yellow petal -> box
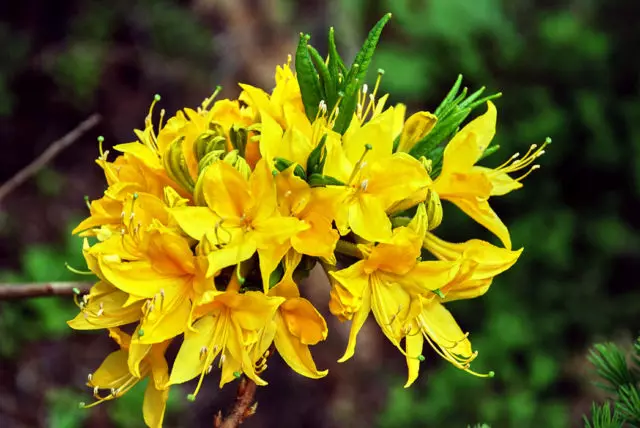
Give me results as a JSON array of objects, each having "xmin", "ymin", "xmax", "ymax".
[
  {"xmin": 397, "ymin": 111, "xmax": 438, "ymax": 153},
  {"xmin": 98, "ymin": 259, "xmax": 179, "ymax": 297},
  {"xmin": 90, "ymin": 349, "xmax": 132, "ymax": 389},
  {"xmin": 203, "ymin": 161, "xmax": 251, "ymax": 220},
  {"xmin": 206, "ymin": 238, "xmax": 256, "ymax": 277},
  {"xmin": 67, "ymin": 285, "xmax": 142, "ymax": 330},
  {"xmin": 404, "ymin": 327, "xmax": 424, "ymax": 388},
  {"xmin": 366, "ymin": 152, "xmax": 431, "ymax": 209},
  {"xmin": 474, "ymin": 166, "xmax": 523, "ymax": 196},
  {"xmin": 249, "ymin": 159, "xmax": 278, "ymax": 221},
  {"xmin": 224, "ymin": 291, "xmax": 284, "ymax": 332},
  {"xmin": 279, "ymin": 297, "xmax": 328, "ymax": 345},
  {"xmin": 440, "ymin": 101, "xmax": 496, "ymax": 174},
  {"xmin": 343, "ymin": 107, "xmax": 395, "ymax": 164},
  {"xmin": 127, "ymin": 340, "xmax": 151, "ymax": 378},
  {"xmin": 421, "ymin": 300, "xmax": 472, "ymax": 359},
  {"xmin": 257, "ymin": 242, "xmax": 290, "ymax": 293},
  {"xmin": 143, "ymin": 381, "xmax": 169, "ymax": 428},
  {"xmin": 446, "ymin": 196, "xmax": 512, "ymax": 250},
  {"xmin": 224, "ymin": 322, "xmax": 267, "ymax": 387},
  {"xmin": 443, "ymin": 278, "xmax": 493, "ymax": 302},
  {"xmin": 329, "ymin": 262, "xmax": 369, "ymax": 300},
  {"xmin": 424, "ymin": 233, "xmax": 522, "ymax": 279},
  {"xmin": 291, "ymin": 211, "xmax": 339, "ymax": 259},
  {"xmin": 137, "ymin": 286, "xmax": 191, "ymax": 344},
  {"xmin": 349, "ymin": 194, "xmax": 392, "ymax": 242},
  {"xmin": 364, "ymin": 227, "xmax": 422, "ymax": 275},
  {"xmin": 274, "ymin": 311, "xmax": 328, "ymax": 379},
  {"xmin": 169, "ymin": 315, "xmax": 214, "ymax": 385},
  {"xmin": 170, "ymin": 206, "xmax": 220, "ymax": 241},
  {"xmin": 338, "ymin": 286, "xmax": 372, "ymax": 363}
]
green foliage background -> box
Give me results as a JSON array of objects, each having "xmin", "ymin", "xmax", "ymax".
[{"xmin": 0, "ymin": 0, "xmax": 638, "ymax": 427}]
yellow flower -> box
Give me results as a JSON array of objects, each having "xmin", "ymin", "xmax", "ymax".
[
  {"xmin": 68, "ymin": 280, "xmax": 143, "ymax": 330},
  {"xmin": 269, "ymin": 251, "xmax": 328, "ymax": 378},
  {"xmin": 323, "ymin": 107, "xmax": 431, "ymax": 242},
  {"xmin": 83, "ymin": 328, "xmax": 170, "ymax": 428},
  {"xmin": 329, "ymin": 226, "xmax": 461, "ymax": 366},
  {"xmin": 433, "ymin": 101, "xmax": 546, "ymax": 249},
  {"xmin": 423, "ymin": 232, "xmax": 523, "ymax": 301},
  {"xmin": 168, "ymin": 280, "xmax": 284, "ymax": 394},
  {"xmin": 239, "ymin": 58, "xmax": 309, "ymax": 133},
  {"xmin": 96, "ymin": 228, "xmax": 212, "ymax": 344},
  {"xmin": 275, "ymin": 167, "xmax": 339, "ymax": 261},
  {"xmin": 170, "ymin": 160, "xmax": 307, "ymax": 292}
]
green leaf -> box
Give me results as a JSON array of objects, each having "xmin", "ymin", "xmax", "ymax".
[
  {"xmin": 334, "ymin": 13, "xmax": 392, "ymax": 133},
  {"xmin": 616, "ymin": 384, "xmax": 640, "ymax": 425},
  {"xmin": 583, "ymin": 402, "xmax": 623, "ymax": 428},
  {"xmin": 328, "ymin": 27, "xmax": 347, "ymax": 81},
  {"xmin": 434, "ymin": 74, "xmax": 463, "ymax": 117},
  {"xmin": 269, "ymin": 263, "xmax": 284, "ymax": 289},
  {"xmin": 295, "ymin": 33, "xmax": 323, "ymax": 121},
  {"xmin": 409, "ymin": 107, "xmax": 471, "ymax": 158},
  {"xmin": 307, "ymin": 134, "xmax": 328, "ymax": 175},
  {"xmin": 307, "ymin": 45, "xmax": 334, "ymax": 105},
  {"xmin": 273, "ymin": 157, "xmax": 307, "ymax": 179},
  {"xmin": 308, "ymin": 174, "xmax": 345, "ymax": 187},
  {"xmin": 588, "ymin": 342, "xmax": 636, "ymax": 393}
]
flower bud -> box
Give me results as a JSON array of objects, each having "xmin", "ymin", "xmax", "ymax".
[{"xmin": 163, "ymin": 136, "xmax": 195, "ymax": 193}]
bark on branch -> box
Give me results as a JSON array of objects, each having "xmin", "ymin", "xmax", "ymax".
[
  {"xmin": 215, "ymin": 377, "xmax": 258, "ymax": 428},
  {"xmin": 0, "ymin": 282, "xmax": 92, "ymax": 300}
]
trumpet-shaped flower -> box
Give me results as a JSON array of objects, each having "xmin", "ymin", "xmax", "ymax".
[
  {"xmin": 323, "ymin": 108, "xmax": 431, "ymax": 242},
  {"xmin": 269, "ymin": 251, "xmax": 328, "ymax": 378},
  {"xmin": 96, "ymin": 227, "xmax": 212, "ymax": 344},
  {"xmin": 170, "ymin": 160, "xmax": 307, "ymax": 291},
  {"xmin": 169, "ymin": 283, "xmax": 284, "ymax": 393},
  {"xmin": 83, "ymin": 328, "xmax": 171, "ymax": 428},
  {"xmin": 433, "ymin": 102, "xmax": 546, "ymax": 249}
]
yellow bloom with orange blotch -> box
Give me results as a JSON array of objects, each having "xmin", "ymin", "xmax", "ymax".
[
  {"xmin": 269, "ymin": 250, "xmax": 328, "ymax": 379},
  {"xmin": 168, "ymin": 281, "xmax": 284, "ymax": 394},
  {"xmin": 95, "ymin": 227, "xmax": 212, "ymax": 344}
]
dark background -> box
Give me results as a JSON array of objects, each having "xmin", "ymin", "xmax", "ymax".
[{"xmin": 1, "ymin": 0, "xmax": 639, "ymax": 427}]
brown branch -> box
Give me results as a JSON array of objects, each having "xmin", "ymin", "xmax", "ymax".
[
  {"xmin": 0, "ymin": 114, "xmax": 101, "ymax": 204},
  {"xmin": 0, "ymin": 282, "xmax": 92, "ymax": 300},
  {"xmin": 215, "ymin": 377, "xmax": 258, "ymax": 428}
]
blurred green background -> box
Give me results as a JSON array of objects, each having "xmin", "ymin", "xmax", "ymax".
[{"xmin": 0, "ymin": 0, "xmax": 638, "ymax": 427}]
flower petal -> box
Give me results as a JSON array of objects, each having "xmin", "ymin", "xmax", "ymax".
[
  {"xmin": 404, "ymin": 328, "xmax": 424, "ymax": 388},
  {"xmin": 169, "ymin": 315, "xmax": 215, "ymax": 385},
  {"xmin": 143, "ymin": 381, "xmax": 169, "ymax": 428},
  {"xmin": 169, "ymin": 206, "xmax": 220, "ymax": 241},
  {"xmin": 337, "ymin": 286, "xmax": 371, "ymax": 363},
  {"xmin": 349, "ymin": 194, "xmax": 392, "ymax": 243},
  {"xmin": 274, "ymin": 311, "xmax": 328, "ymax": 379}
]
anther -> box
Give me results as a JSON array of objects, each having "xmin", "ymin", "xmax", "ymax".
[
  {"xmin": 110, "ymin": 388, "xmax": 118, "ymax": 397},
  {"xmin": 199, "ymin": 346, "xmax": 208, "ymax": 360},
  {"xmin": 87, "ymin": 373, "xmax": 93, "ymax": 382},
  {"xmin": 362, "ymin": 83, "xmax": 368, "ymax": 94},
  {"xmin": 93, "ymin": 386, "xmax": 99, "ymax": 397},
  {"xmin": 96, "ymin": 302, "xmax": 104, "ymax": 317},
  {"xmin": 360, "ymin": 179, "xmax": 369, "ymax": 191},
  {"xmin": 207, "ymin": 365, "xmax": 213, "ymax": 374}
]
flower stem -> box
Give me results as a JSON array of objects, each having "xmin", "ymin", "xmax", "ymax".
[{"xmin": 334, "ymin": 240, "xmax": 363, "ymax": 258}]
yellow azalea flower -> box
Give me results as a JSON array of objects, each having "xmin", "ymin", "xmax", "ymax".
[
  {"xmin": 275, "ymin": 167, "xmax": 339, "ymax": 261},
  {"xmin": 323, "ymin": 107, "xmax": 431, "ymax": 242},
  {"xmin": 433, "ymin": 101, "xmax": 546, "ymax": 249},
  {"xmin": 83, "ymin": 328, "xmax": 170, "ymax": 428},
  {"xmin": 68, "ymin": 280, "xmax": 143, "ymax": 330},
  {"xmin": 96, "ymin": 228, "xmax": 212, "ymax": 344},
  {"xmin": 402, "ymin": 294, "xmax": 486, "ymax": 388},
  {"xmin": 423, "ymin": 232, "xmax": 523, "ymax": 301},
  {"xmin": 239, "ymin": 58, "xmax": 309, "ymax": 133},
  {"xmin": 329, "ymin": 226, "xmax": 461, "ymax": 366},
  {"xmin": 168, "ymin": 280, "xmax": 284, "ymax": 394},
  {"xmin": 269, "ymin": 251, "xmax": 328, "ymax": 378},
  {"xmin": 170, "ymin": 160, "xmax": 307, "ymax": 292}
]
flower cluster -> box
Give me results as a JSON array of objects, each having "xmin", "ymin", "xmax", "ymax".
[{"xmin": 68, "ymin": 17, "xmax": 546, "ymax": 427}]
